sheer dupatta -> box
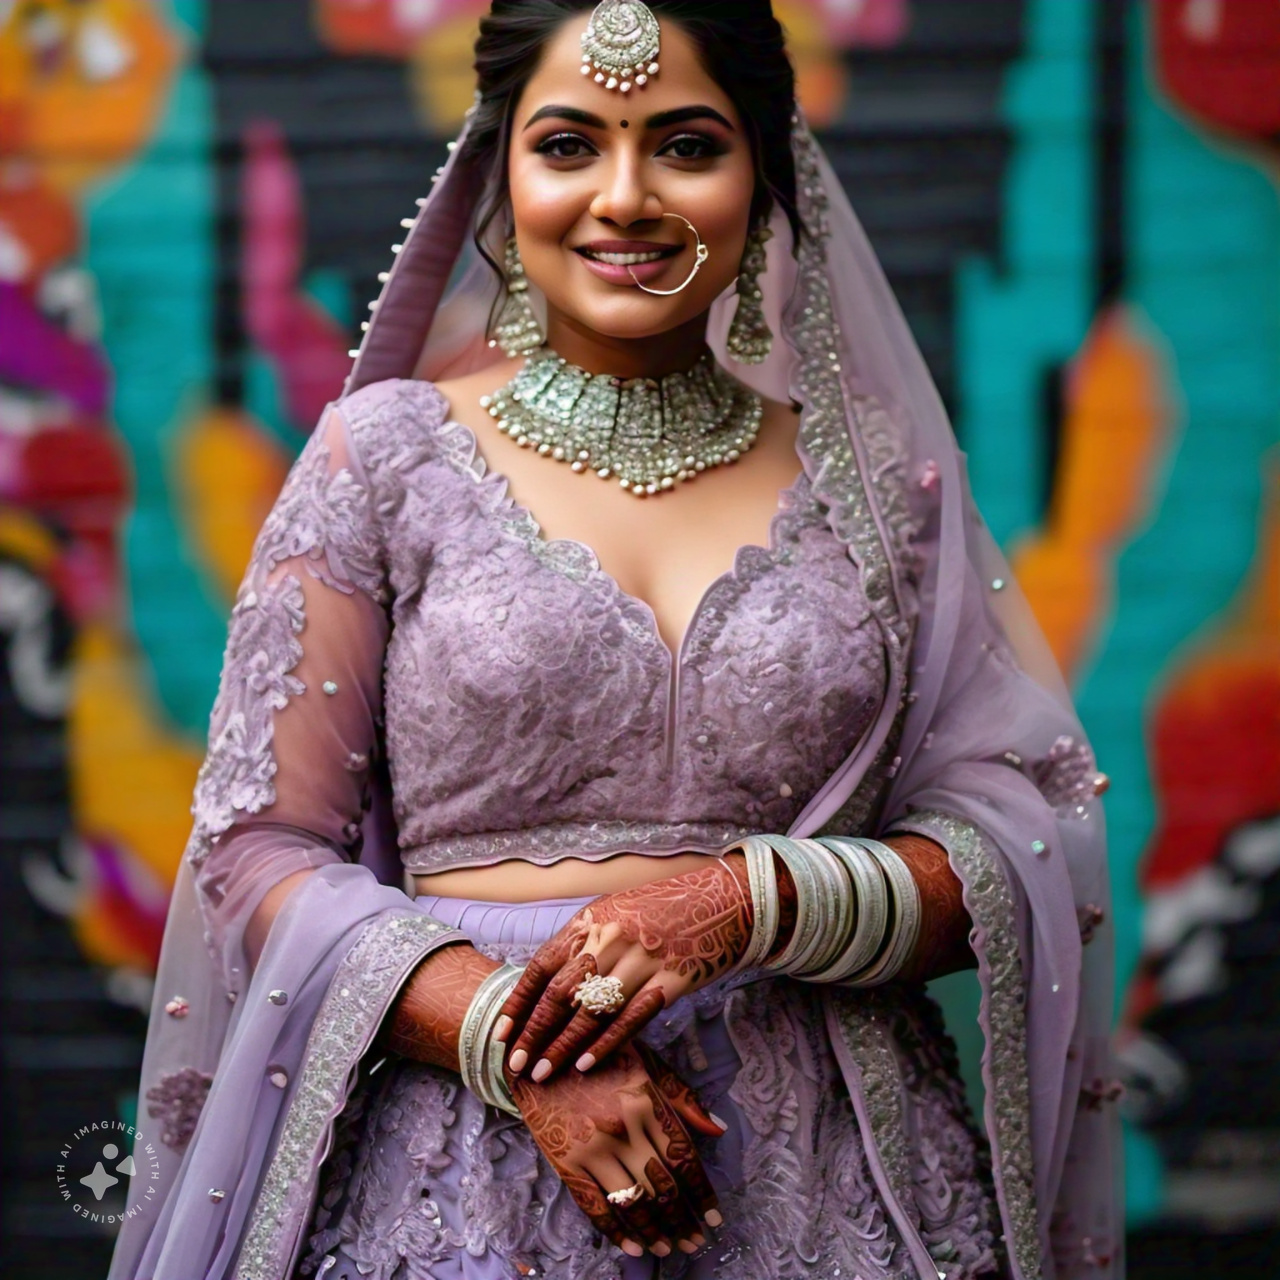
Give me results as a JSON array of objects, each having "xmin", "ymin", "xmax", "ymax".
[
  {"xmin": 109, "ymin": 102, "xmax": 1120, "ymax": 1280},
  {"xmin": 348, "ymin": 111, "xmax": 1120, "ymax": 1278}
]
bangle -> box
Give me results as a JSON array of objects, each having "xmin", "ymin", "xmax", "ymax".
[
  {"xmin": 811, "ymin": 836, "xmax": 890, "ymax": 982},
  {"xmin": 833, "ymin": 838, "xmax": 922, "ymax": 987},
  {"xmin": 763, "ymin": 836, "xmax": 854, "ymax": 977},
  {"xmin": 731, "ymin": 836, "xmax": 781, "ymax": 972},
  {"xmin": 458, "ymin": 964, "xmax": 523, "ymax": 1116}
]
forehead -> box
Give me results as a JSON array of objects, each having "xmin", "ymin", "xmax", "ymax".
[{"xmin": 516, "ymin": 12, "xmax": 738, "ymax": 123}]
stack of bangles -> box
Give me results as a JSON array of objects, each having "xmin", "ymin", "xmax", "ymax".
[
  {"xmin": 456, "ymin": 835, "xmax": 921, "ymax": 1116},
  {"xmin": 733, "ymin": 835, "xmax": 923, "ymax": 984}
]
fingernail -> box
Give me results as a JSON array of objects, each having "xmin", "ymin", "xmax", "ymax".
[
  {"xmin": 710, "ymin": 1113, "xmax": 729, "ymax": 1133},
  {"xmin": 575, "ymin": 1053, "xmax": 596, "ymax": 1072},
  {"xmin": 651, "ymin": 1242, "xmax": 671, "ymax": 1258},
  {"xmin": 494, "ymin": 1016, "xmax": 513, "ymax": 1042},
  {"xmin": 691, "ymin": 1233, "xmax": 706, "ymax": 1248},
  {"xmin": 508, "ymin": 1049, "xmax": 528, "ymax": 1074},
  {"xmin": 704, "ymin": 1209, "xmax": 724, "ymax": 1228},
  {"xmin": 678, "ymin": 1238, "xmax": 699, "ymax": 1254},
  {"xmin": 621, "ymin": 1240, "xmax": 644, "ymax": 1258},
  {"xmin": 531, "ymin": 1058, "xmax": 552, "ymax": 1083}
]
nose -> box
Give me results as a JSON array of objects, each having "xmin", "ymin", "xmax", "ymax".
[{"xmin": 587, "ymin": 150, "xmax": 664, "ymax": 228}]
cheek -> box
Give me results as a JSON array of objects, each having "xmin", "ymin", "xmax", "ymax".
[{"xmin": 508, "ymin": 157, "xmax": 583, "ymax": 245}]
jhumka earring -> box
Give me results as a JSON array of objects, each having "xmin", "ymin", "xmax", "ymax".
[
  {"xmin": 490, "ymin": 236, "xmax": 545, "ymax": 358},
  {"xmin": 726, "ymin": 221, "xmax": 774, "ymax": 365}
]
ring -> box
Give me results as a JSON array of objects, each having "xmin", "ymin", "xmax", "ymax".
[
  {"xmin": 607, "ymin": 1183, "xmax": 646, "ymax": 1208},
  {"xmin": 572, "ymin": 973, "xmax": 626, "ymax": 1015}
]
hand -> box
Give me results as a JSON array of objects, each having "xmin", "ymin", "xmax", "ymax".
[
  {"xmin": 495, "ymin": 857, "xmax": 756, "ymax": 1084},
  {"xmin": 513, "ymin": 1040, "xmax": 726, "ymax": 1259}
]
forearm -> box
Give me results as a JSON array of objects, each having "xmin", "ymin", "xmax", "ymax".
[
  {"xmin": 881, "ymin": 834, "xmax": 975, "ymax": 982},
  {"xmin": 380, "ymin": 941, "xmax": 502, "ymax": 1071},
  {"xmin": 725, "ymin": 835, "xmax": 972, "ymax": 984}
]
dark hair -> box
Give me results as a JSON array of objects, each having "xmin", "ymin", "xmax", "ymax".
[{"xmin": 461, "ymin": 0, "xmax": 800, "ymax": 269}]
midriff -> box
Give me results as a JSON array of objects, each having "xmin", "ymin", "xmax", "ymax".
[{"xmin": 412, "ymin": 850, "xmax": 724, "ymax": 903}]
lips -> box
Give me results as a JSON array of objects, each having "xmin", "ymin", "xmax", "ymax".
[
  {"xmin": 575, "ymin": 240, "xmax": 682, "ymax": 265},
  {"xmin": 573, "ymin": 240, "xmax": 685, "ymax": 286}
]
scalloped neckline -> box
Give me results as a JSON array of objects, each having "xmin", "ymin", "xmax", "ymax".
[{"xmin": 440, "ymin": 414, "xmax": 809, "ymax": 665}]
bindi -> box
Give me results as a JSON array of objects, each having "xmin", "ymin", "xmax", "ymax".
[{"xmin": 620, "ymin": 120, "xmax": 629, "ymax": 128}]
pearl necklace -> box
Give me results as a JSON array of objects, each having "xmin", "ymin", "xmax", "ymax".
[{"xmin": 480, "ymin": 347, "xmax": 764, "ymax": 498}]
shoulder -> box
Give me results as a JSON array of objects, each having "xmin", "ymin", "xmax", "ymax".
[{"xmin": 336, "ymin": 377, "xmax": 450, "ymax": 437}]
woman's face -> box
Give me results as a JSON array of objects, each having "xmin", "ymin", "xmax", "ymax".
[{"xmin": 508, "ymin": 13, "xmax": 757, "ymax": 350}]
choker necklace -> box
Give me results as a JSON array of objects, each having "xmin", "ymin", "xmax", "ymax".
[{"xmin": 479, "ymin": 347, "xmax": 764, "ymax": 498}]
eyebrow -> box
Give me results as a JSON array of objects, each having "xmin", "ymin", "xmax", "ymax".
[{"xmin": 522, "ymin": 103, "xmax": 736, "ymax": 133}]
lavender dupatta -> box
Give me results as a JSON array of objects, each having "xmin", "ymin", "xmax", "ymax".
[{"xmin": 108, "ymin": 111, "xmax": 1120, "ymax": 1280}]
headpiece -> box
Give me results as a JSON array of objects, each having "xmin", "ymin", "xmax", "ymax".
[{"xmin": 581, "ymin": 0, "xmax": 661, "ymax": 93}]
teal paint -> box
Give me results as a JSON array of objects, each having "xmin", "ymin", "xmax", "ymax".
[
  {"xmin": 957, "ymin": 0, "xmax": 1095, "ymax": 549},
  {"xmin": 956, "ymin": 0, "xmax": 1280, "ymax": 1225},
  {"xmin": 84, "ymin": 0, "xmax": 224, "ymax": 737},
  {"xmin": 1076, "ymin": 0, "xmax": 1280, "ymax": 1224}
]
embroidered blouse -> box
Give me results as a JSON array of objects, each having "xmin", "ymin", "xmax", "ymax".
[{"xmin": 187, "ymin": 375, "xmax": 890, "ymax": 907}]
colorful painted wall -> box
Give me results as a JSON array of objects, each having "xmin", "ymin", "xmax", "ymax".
[{"xmin": 0, "ymin": 1, "xmax": 1276, "ymax": 1274}]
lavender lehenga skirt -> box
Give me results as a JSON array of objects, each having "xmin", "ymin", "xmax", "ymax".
[{"xmin": 292, "ymin": 896, "xmax": 1001, "ymax": 1280}]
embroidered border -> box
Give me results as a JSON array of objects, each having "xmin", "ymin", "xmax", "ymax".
[
  {"xmin": 235, "ymin": 913, "xmax": 464, "ymax": 1280},
  {"xmin": 826, "ymin": 987, "xmax": 918, "ymax": 1229},
  {"xmin": 892, "ymin": 809, "xmax": 1041, "ymax": 1280},
  {"xmin": 789, "ymin": 124, "xmax": 915, "ymax": 656}
]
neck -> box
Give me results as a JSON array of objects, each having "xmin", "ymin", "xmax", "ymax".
[{"xmin": 543, "ymin": 310, "xmax": 711, "ymax": 379}]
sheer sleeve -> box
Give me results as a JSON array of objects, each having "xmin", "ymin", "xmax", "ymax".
[{"xmin": 185, "ymin": 403, "xmax": 394, "ymax": 990}]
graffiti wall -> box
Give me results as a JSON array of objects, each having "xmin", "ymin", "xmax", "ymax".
[{"xmin": 0, "ymin": 0, "xmax": 1275, "ymax": 1274}]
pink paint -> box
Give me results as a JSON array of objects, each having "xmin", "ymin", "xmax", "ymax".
[{"xmin": 241, "ymin": 120, "xmax": 353, "ymax": 434}]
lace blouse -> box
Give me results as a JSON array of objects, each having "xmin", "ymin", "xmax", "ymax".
[{"xmin": 187, "ymin": 376, "xmax": 889, "ymax": 919}]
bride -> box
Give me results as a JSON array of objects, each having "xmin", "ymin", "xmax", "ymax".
[{"xmin": 109, "ymin": 3, "xmax": 1120, "ymax": 1277}]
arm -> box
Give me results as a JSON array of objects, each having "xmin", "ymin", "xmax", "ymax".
[{"xmin": 498, "ymin": 833, "xmax": 974, "ymax": 1082}]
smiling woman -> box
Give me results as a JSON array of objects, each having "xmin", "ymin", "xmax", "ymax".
[{"xmin": 107, "ymin": 4, "xmax": 1120, "ymax": 1279}]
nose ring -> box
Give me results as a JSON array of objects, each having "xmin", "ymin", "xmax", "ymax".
[{"xmin": 628, "ymin": 213, "xmax": 709, "ymax": 296}]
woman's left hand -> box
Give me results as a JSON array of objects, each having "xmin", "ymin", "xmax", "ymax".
[{"xmin": 496, "ymin": 857, "xmax": 754, "ymax": 1082}]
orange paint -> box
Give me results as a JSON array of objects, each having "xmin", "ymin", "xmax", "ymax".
[
  {"xmin": 0, "ymin": 0, "xmax": 179, "ymax": 191},
  {"xmin": 173, "ymin": 405, "xmax": 293, "ymax": 605},
  {"xmin": 1012, "ymin": 305, "xmax": 1172, "ymax": 678}
]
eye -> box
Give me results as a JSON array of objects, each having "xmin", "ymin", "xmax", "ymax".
[
  {"xmin": 657, "ymin": 133, "xmax": 724, "ymax": 162},
  {"xmin": 535, "ymin": 132, "xmax": 598, "ymax": 161}
]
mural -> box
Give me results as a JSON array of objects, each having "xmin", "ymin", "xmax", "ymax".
[{"xmin": 2, "ymin": 0, "xmax": 1277, "ymax": 1274}]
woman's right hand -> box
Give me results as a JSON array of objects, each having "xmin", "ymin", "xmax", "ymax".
[{"xmin": 512, "ymin": 1041, "xmax": 726, "ymax": 1259}]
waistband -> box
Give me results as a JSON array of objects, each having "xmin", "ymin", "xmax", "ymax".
[
  {"xmin": 400, "ymin": 820, "xmax": 756, "ymax": 874},
  {"xmin": 412, "ymin": 893, "xmax": 594, "ymax": 950}
]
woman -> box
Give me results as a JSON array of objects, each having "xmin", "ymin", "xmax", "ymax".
[{"xmin": 108, "ymin": 3, "xmax": 1120, "ymax": 1278}]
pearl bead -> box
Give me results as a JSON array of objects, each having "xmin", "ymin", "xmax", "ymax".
[{"xmin": 268, "ymin": 990, "xmax": 289, "ymax": 1006}]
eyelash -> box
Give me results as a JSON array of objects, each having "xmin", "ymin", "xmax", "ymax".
[{"xmin": 533, "ymin": 131, "xmax": 725, "ymax": 162}]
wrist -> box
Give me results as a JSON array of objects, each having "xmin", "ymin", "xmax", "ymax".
[{"xmin": 384, "ymin": 943, "xmax": 501, "ymax": 1072}]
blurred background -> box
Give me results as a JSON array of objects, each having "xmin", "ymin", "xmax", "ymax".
[{"xmin": 0, "ymin": 0, "xmax": 1277, "ymax": 1275}]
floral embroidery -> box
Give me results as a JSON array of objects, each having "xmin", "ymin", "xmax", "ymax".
[
  {"xmin": 184, "ymin": 422, "xmax": 386, "ymax": 873},
  {"xmin": 145, "ymin": 1067, "xmax": 214, "ymax": 1153}
]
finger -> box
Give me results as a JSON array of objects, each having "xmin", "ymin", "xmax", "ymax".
[
  {"xmin": 497, "ymin": 949, "xmax": 563, "ymax": 1045},
  {"xmin": 556, "ymin": 1166, "xmax": 633, "ymax": 1254},
  {"xmin": 532, "ymin": 1006, "xmax": 616, "ymax": 1082},
  {"xmin": 508, "ymin": 951, "xmax": 597, "ymax": 1075},
  {"xmin": 637, "ymin": 1043, "xmax": 729, "ymax": 1139},
  {"xmin": 643, "ymin": 1155, "xmax": 703, "ymax": 1254},
  {"xmin": 589, "ymin": 1156, "xmax": 657, "ymax": 1254},
  {"xmin": 576, "ymin": 985, "xmax": 667, "ymax": 1072}
]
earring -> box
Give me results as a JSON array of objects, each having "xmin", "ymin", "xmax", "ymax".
[
  {"xmin": 491, "ymin": 236, "xmax": 545, "ymax": 358},
  {"xmin": 726, "ymin": 221, "xmax": 773, "ymax": 365}
]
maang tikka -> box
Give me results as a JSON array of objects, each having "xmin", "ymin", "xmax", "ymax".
[
  {"xmin": 727, "ymin": 221, "xmax": 774, "ymax": 365},
  {"xmin": 581, "ymin": 0, "xmax": 661, "ymax": 93},
  {"xmin": 491, "ymin": 236, "xmax": 545, "ymax": 358}
]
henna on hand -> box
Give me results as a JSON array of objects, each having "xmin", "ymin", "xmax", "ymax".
[
  {"xmin": 501, "ymin": 852, "xmax": 800, "ymax": 1081},
  {"xmin": 379, "ymin": 942, "xmax": 499, "ymax": 1071},
  {"xmin": 883, "ymin": 833, "xmax": 975, "ymax": 982},
  {"xmin": 511, "ymin": 1043, "xmax": 720, "ymax": 1256}
]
